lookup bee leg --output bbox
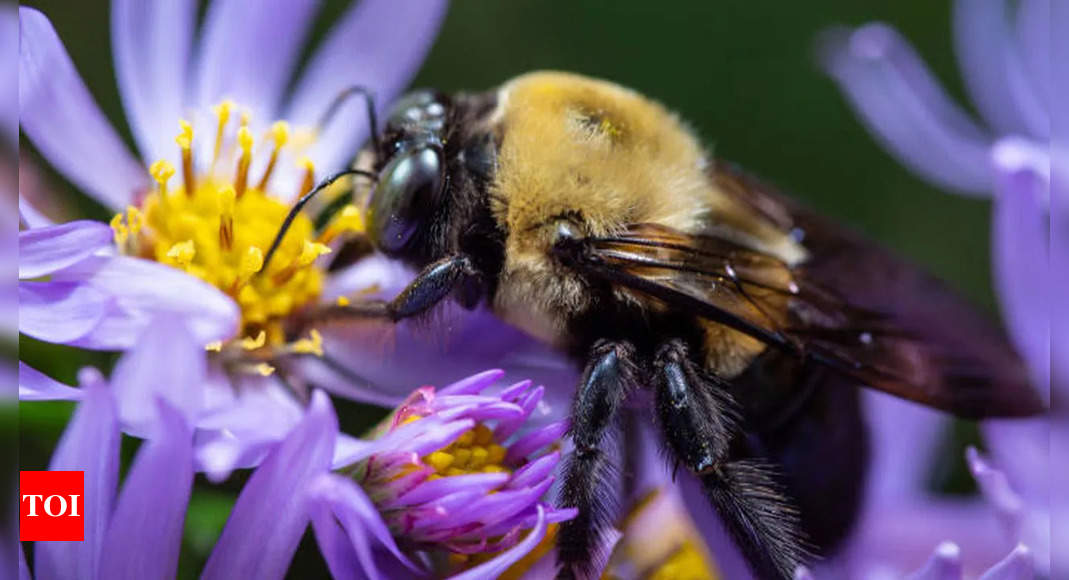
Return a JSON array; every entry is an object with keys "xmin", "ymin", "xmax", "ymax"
[
  {"xmin": 557, "ymin": 340, "xmax": 638, "ymax": 580},
  {"xmin": 317, "ymin": 255, "xmax": 477, "ymax": 322},
  {"xmin": 654, "ymin": 339, "xmax": 808, "ymax": 580}
]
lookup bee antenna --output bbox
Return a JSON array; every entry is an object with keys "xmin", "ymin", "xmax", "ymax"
[
  {"xmin": 317, "ymin": 86, "xmax": 381, "ymax": 153},
  {"xmin": 260, "ymin": 169, "xmax": 377, "ymax": 275}
]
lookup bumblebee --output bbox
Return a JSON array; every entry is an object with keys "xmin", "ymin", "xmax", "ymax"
[{"xmin": 277, "ymin": 72, "xmax": 1042, "ymax": 578}]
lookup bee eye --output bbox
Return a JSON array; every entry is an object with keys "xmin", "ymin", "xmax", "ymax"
[{"xmin": 368, "ymin": 147, "xmax": 444, "ymax": 253}]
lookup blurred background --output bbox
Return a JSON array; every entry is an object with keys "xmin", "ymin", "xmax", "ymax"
[{"xmin": 19, "ymin": 1, "xmax": 994, "ymax": 577}]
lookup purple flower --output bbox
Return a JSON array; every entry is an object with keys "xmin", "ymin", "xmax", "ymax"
[
  {"xmin": 19, "ymin": 318, "xmax": 198, "ymax": 579},
  {"xmin": 15, "ymin": 1, "xmax": 463, "ymax": 479},
  {"xmin": 310, "ymin": 370, "xmax": 576, "ymax": 578},
  {"xmin": 820, "ymin": 1, "xmax": 1054, "ymax": 577}
]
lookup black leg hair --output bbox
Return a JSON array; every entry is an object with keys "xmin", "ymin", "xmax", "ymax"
[
  {"xmin": 654, "ymin": 340, "xmax": 809, "ymax": 580},
  {"xmin": 316, "ymin": 255, "xmax": 476, "ymax": 322},
  {"xmin": 556, "ymin": 340, "xmax": 639, "ymax": 580}
]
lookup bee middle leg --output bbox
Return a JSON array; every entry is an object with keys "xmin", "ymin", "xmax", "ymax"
[
  {"xmin": 315, "ymin": 255, "xmax": 476, "ymax": 322},
  {"xmin": 654, "ymin": 339, "xmax": 808, "ymax": 580},
  {"xmin": 556, "ymin": 339, "xmax": 638, "ymax": 580}
]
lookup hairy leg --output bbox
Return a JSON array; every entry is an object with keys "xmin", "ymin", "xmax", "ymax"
[
  {"xmin": 556, "ymin": 340, "xmax": 638, "ymax": 579},
  {"xmin": 654, "ymin": 339, "xmax": 808, "ymax": 580}
]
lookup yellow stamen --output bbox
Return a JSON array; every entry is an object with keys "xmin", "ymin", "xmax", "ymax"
[
  {"xmin": 240, "ymin": 330, "xmax": 267, "ymax": 351},
  {"xmin": 211, "ymin": 100, "xmax": 234, "ymax": 167},
  {"xmin": 218, "ymin": 186, "xmax": 236, "ymax": 251},
  {"xmin": 205, "ymin": 341, "xmax": 223, "ymax": 352},
  {"xmin": 235, "ymin": 126, "xmax": 253, "ymax": 197},
  {"xmin": 109, "ymin": 213, "xmax": 129, "ymax": 245},
  {"xmin": 297, "ymin": 240, "xmax": 332, "ymax": 267},
  {"xmin": 126, "ymin": 206, "xmax": 144, "ymax": 235},
  {"xmin": 297, "ymin": 156, "xmax": 315, "ymax": 199},
  {"xmin": 291, "ymin": 329, "xmax": 324, "ymax": 356},
  {"xmin": 240, "ymin": 246, "xmax": 264, "ymax": 277},
  {"xmin": 176, "ymin": 120, "xmax": 195, "ymax": 195},
  {"xmin": 165, "ymin": 240, "xmax": 195, "ymax": 269},
  {"xmin": 335, "ymin": 296, "xmax": 351, "ymax": 306},
  {"xmin": 257, "ymin": 121, "xmax": 290, "ymax": 190},
  {"xmin": 252, "ymin": 363, "xmax": 276, "ymax": 377},
  {"xmin": 150, "ymin": 160, "xmax": 176, "ymax": 198},
  {"xmin": 319, "ymin": 205, "xmax": 365, "ymax": 244}
]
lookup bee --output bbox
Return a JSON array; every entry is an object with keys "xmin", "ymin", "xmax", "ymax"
[{"xmin": 276, "ymin": 72, "xmax": 1043, "ymax": 579}]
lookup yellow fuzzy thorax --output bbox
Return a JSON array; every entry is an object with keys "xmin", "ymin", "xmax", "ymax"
[{"xmin": 110, "ymin": 101, "xmax": 364, "ymax": 354}]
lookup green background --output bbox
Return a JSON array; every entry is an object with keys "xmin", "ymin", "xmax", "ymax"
[{"xmin": 19, "ymin": 1, "xmax": 993, "ymax": 577}]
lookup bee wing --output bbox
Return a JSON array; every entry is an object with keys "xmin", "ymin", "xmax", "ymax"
[{"xmin": 559, "ymin": 169, "xmax": 1043, "ymax": 419}]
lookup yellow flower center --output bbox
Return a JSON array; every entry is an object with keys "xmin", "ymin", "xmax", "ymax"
[
  {"xmin": 110, "ymin": 101, "xmax": 364, "ymax": 352},
  {"xmin": 423, "ymin": 423, "xmax": 511, "ymax": 478}
]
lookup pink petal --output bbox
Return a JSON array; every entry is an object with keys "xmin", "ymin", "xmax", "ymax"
[{"xmin": 446, "ymin": 505, "xmax": 548, "ymax": 580}]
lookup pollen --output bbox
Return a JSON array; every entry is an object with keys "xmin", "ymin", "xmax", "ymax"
[
  {"xmin": 423, "ymin": 421, "xmax": 511, "ymax": 481},
  {"xmin": 123, "ymin": 101, "xmax": 358, "ymax": 350},
  {"xmin": 165, "ymin": 240, "xmax": 196, "ymax": 269}
]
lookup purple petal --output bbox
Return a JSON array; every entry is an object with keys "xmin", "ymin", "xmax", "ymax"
[
  {"xmin": 980, "ymin": 544, "xmax": 1034, "ymax": 580},
  {"xmin": 19, "ymin": 194, "xmax": 55, "ymax": 229},
  {"xmin": 98, "ymin": 401, "xmax": 193, "ymax": 579},
  {"xmin": 35, "ymin": 371, "xmax": 119, "ymax": 580},
  {"xmin": 202, "ymin": 390, "xmax": 336, "ymax": 580},
  {"xmin": 497, "ymin": 380, "xmax": 534, "ymax": 402},
  {"xmin": 309, "ymin": 503, "xmax": 366, "ymax": 580},
  {"xmin": 110, "ymin": 315, "xmax": 206, "ymax": 436},
  {"xmin": 820, "ymin": 23, "xmax": 992, "ymax": 195},
  {"xmin": 508, "ymin": 451, "xmax": 561, "ymax": 490},
  {"xmin": 907, "ymin": 542, "xmax": 963, "ymax": 580},
  {"xmin": 794, "ymin": 566, "xmax": 815, "ymax": 580},
  {"xmin": 440, "ymin": 369, "xmax": 507, "ymax": 396},
  {"xmin": 308, "ymin": 473, "xmax": 419, "ymax": 576},
  {"xmin": 390, "ymin": 473, "xmax": 510, "ymax": 508},
  {"xmin": 284, "ymin": 0, "xmax": 448, "ymax": 176},
  {"xmin": 446, "ymin": 505, "xmax": 548, "ymax": 580},
  {"xmin": 51, "ymin": 255, "xmax": 239, "ymax": 349},
  {"xmin": 966, "ymin": 447, "xmax": 1025, "ymax": 535},
  {"xmin": 111, "ymin": 0, "xmax": 196, "ymax": 164},
  {"xmin": 863, "ymin": 391, "xmax": 947, "ymax": 500},
  {"xmin": 193, "ymin": 0, "xmax": 319, "ymax": 119},
  {"xmin": 1017, "ymin": 0, "xmax": 1050, "ymax": 112},
  {"xmin": 18, "ymin": 220, "xmax": 112, "ymax": 279},
  {"xmin": 677, "ymin": 471, "xmax": 753, "ymax": 580},
  {"xmin": 954, "ymin": 0, "xmax": 1048, "ymax": 138},
  {"xmin": 506, "ymin": 421, "xmax": 567, "ymax": 464},
  {"xmin": 18, "ymin": 542, "xmax": 29, "ymax": 580},
  {"xmin": 991, "ymin": 138, "xmax": 1051, "ymax": 394},
  {"xmin": 18, "ymin": 7, "xmax": 146, "ymax": 210},
  {"xmin": 18, "ymin": 362, "xmax": 83, "ymax": 401},
  {"xmin": 19, "ymin": 281, "xmax": 110, "ymax": 344}
]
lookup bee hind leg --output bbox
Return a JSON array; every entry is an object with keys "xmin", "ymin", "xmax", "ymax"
[
  {"xmin": 654, "ymin": 339, "xmax": 809, "ymax": 580},
  {"xmin": 556, "ymin": 340, "xmax": 639, "ymax": 580}
]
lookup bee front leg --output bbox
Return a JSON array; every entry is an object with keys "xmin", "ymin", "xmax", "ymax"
[
  {"xmin": 654, "ymin": 339, "xmax": 808, "ymax": 580},
  {"xmin": 318, "ymin": 255, "xmax": 477, "ymax": 322},
  {"xmin": 557, "ymin": 340, "xmax": 638, "ymax": 580}
]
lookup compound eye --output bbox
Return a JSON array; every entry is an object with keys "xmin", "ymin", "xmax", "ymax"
[{"xmin": 367, "ymin": 147, "xmax": 444, "ymax": 254}]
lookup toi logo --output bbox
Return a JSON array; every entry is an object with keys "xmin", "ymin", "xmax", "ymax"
[{"xmin": 20, "ymin": 471, "xmax": 84, "ymax": 542}]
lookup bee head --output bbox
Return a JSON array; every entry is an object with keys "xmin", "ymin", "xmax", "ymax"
[{"xmin": 366, "ymin": 90, "xmax": 451, "ymax": 256}]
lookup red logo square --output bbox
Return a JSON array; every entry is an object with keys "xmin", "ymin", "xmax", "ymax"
[{"xmin": 20, "ymin": 471, "xmax": 84, "ymax": 542}]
